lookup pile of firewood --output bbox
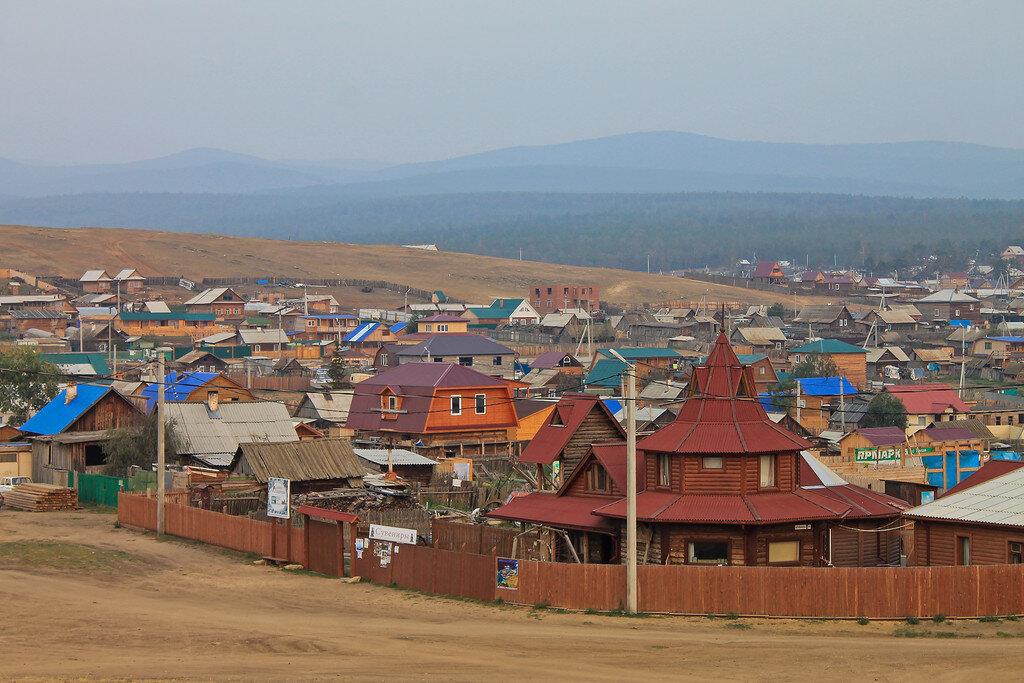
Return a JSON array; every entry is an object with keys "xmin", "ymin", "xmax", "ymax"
[{"xmin": 2, "ymin": 483, "xmax": 78, "ymax": 511}]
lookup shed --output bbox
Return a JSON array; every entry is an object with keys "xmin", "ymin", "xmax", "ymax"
[
  {"xmin": 232, "ymin": 439, "xmax": 365, "ymax": 491},
  {"xmin": 353, "ymin": 447, "xmax": 437, "ymax": 484}
]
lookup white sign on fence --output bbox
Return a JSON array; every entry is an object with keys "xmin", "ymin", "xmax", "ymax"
[
  {"xmin": 369, "ymin": 524, "xmax": 417, "ymax": 545},
  {"xmin": 267, "ymin": 477, "xmax": 290, "ymax": 519}
]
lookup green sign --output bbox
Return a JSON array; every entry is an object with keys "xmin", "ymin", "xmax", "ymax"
[{"xmin": 855, "ymin": 446, "xmax": 934, "ymax": 463}]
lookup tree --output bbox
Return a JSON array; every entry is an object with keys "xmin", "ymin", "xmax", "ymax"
[
  {"xmin": 860, "ymin": 392, "xmax": 908, "ymax": 430},
  {"xmin": 766, "ymin": 302, "xmax": 786, "ymax": 318},
  {"xmin": 791, "ymin": 351, "xmax": 841, "ymax": 379},
  {"xmin": 102, "ymin": 412, "xmax": 180, "ymax": 477},
  {"xmin": 0, "ymin": 348, "xmax": 60, "ymax": 426},
  {"xmin": 327, "ymin": 355, "xmax": 350, "ymax": 390}
]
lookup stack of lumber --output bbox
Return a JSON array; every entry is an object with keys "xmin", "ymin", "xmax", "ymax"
[{"xmin": 3, "ymin": 483, "xmax": 78, "ymax": 511}]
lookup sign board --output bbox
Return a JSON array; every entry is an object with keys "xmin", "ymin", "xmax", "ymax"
[
  {"xmin": 369, "ymin": 524, "xmax": 417, "ymax": 545},
  {"xmin": 855, "ymin": 446, "xmax": 934, "ymax": 463},
  {"xmin": 920, "ymin": 491, "xmax": 935, "ymax": 505},
  {"xmin": 178, "ymin": 277, "xmax": 196, "ymax": 291},
  {"xmin": 267, "ymin": 477, "xmax": 290, "ymax": 518},
  {"xmin": 497, "ymin": 558, "xmax": 519, "ymax": 590}
]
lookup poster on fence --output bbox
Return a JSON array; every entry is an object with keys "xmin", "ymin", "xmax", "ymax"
[
  {"xmin": 267, "ymin": 477, "xmax": 290, "ymax": 519},
  {"xmin": 497, "ymin": 558, "xmax": 519, "ymax": 590}
]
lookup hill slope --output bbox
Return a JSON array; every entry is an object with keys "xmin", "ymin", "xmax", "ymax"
[{"xmin": 0, "ymin": 225, "xmax": 821, "ymax": 307}]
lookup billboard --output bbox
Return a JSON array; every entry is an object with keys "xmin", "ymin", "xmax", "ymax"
[
  {"xmin": 369, "ymin": 524, "xmax": 417, "ymax": 545},
  {"xmin": 267, "ymin": 477, "xmax": 290, "ymax": 519}
]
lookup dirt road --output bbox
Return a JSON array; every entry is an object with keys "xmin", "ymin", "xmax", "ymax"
[{"xmin": 1, "ymin": 510, "xmax": 1023, "ymax": 681}]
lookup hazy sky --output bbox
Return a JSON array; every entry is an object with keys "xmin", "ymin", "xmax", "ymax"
[{"xmin": 2, "ymin": 1, "xmax": 1022, "ymax": 164}]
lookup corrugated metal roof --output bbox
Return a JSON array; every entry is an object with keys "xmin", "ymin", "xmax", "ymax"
[
  {"xmin": 19, "ymin": 384, "xmax": 113, "ymax": 435},
  {"xmin": 487, "ymin": 492, "xmax": 617, "ymax": 532},
  {"xmin": 790, "ymin": 339, "xmax": 868, "ymax": 354},
  {"xmin": 120, "ymin": 312, "xmax": 216, "ymax": 321},
  {"xmin": 236, "ymin": 439, "xmax": 366, "ymax": 483},
  {"xmin": 301, "ymin": 391, "xmax": 353, "ymax": 421},
  {"xmin": 164, "ymin": 401, "xmax": 298, "ymax": 465},
  {"xmin": 906, "ymin": 466, "xmax": 1024, "ymax": 527},
  {"xmin": 343, "ymin": 322, "xmax": 380, "ymax": 343},
  {"xmin": 184, "ymin": 287, "xmax": 234, "ymax": 306},
  {"xmin": 353, "ymin": 448, "xmax": 437, "ymax": 466},
  {"xmin": 79, "ymin": 270, "xmax": 111, "ymax": 282},
  {"xmin": 394, "ymin": 334, "xmax": 514, "ymax": 357},
  {"xmin": 238, "ymin": 328, "xmax": 290, "ymax": 345}
]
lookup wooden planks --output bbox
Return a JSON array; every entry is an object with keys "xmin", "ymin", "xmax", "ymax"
[{"xmin": 3, "ymin": 483, "xmax": 78, "ymax": 511}]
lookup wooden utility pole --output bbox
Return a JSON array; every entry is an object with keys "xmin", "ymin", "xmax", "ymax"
[
  {"xmin": 608, "ymin": 348, "xmax": 638, "ymax": 614},
  {"xmin": 157, "ymin": 352, "xmax": 166, "ymax": 535}
]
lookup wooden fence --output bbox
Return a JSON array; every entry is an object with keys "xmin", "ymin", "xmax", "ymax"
[
  {"xmin": 431, "ymin": 518, "xmax": 540, "ymax": 557},
  {"xmin": 224, "ymin": 373, "xmax": 311, "ymax": 392}
]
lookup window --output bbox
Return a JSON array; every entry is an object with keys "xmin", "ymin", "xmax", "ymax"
[
  {"xmin": 423, "ymin": 324, "xmax": 432, "ymax": 332},
  {"xmin": 493, "ymin": 356, "xmax": 502, "ymax": 366},
  {"xmin": 760, "ymin": 454, "xmax": 776, "ymax": 488},
  {"xmin": 687, "ymin": 541, "xmax": 729, "ymax": 565},
  {"xmin": 759, "ymin": 366, "xmax": 765, "ymax": 375},
  {"xmin": 768, "ymin": 540, "xmax": 800, "ymax": 564},
  {"xmin": 458, "ymin": 356, "xmax": 473, "ymax": 366},
  {"xmin": 1010, "ymin": 541, "xmax": 1023, "ymax": 564},
  {"xmin": 839, "ymin": 318, "xmax": 848, "ymax": 327},
  {"xmin": 433, "ymin": 357, "xmax": 444, "ymax": 362},
  {"xmin": 702, "ymin": 456, "xmax": 723, "ymax": 469},
  {"xmin": 437, "ymin": 324, "xmax": 448, "ymax": 332},
  {"xmin": 956, "ymin": 535, "xmax": 971, "ymax": 566},
  {"xmin": 475, "ymin": 393, "xmax": 486, "ymax": 415},
  {"xmin": 450, "ymin": 395, "xmax": 462, "ymax": 415},
  {"xmin": 307, "ymin": 319, "xmax": 315, "ymax": 327},
  {"xmin": 658, "ymin": 453, "xmax": 671, "ymax": 487},
  {"xmin": 586, "ymin": 464, "xmax": 609, "ymax": 492},
  {"xmin": 547, "ymin": 287, "xmax": 552, "ymax": 294},
  {"xmin": 985, "ymin": 342, "xmax": 992, "ymax": 350},
  {"xmin": 387, "ymin": 395, "xmax": 397, "ymax": 410}
]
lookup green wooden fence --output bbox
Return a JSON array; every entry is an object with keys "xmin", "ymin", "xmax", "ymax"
[{"xmin": 68, "ymin": 472, "xmax": 129, "ymax": 507}]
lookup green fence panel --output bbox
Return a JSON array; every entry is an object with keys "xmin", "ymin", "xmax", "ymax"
[{"xmin": 69, "ymin": 472, "xmax": 129, "ymax": 507}]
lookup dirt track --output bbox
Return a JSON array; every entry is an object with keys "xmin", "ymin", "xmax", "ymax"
[{"xmin": 2, "ymin": 510, "xmax": 1023, "ymax": 681}]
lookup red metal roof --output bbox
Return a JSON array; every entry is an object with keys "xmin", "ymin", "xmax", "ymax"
[
  {"xmin": 638, "ymin": 334, "xmax": 811, "ymax": 455},
  {"xmin": 942, "ymin": 459, "xmax": 1024, "ymax": 497},
  {"xmin": 853, "ymin": 427, "xmax": 907, "ymax": 447},
  {"xmin": 884, "ymin": 384, "xmax": 969, "ymax": 415},
  {"xmin": 556, "ymin": 441, "xmax": 645, "ymax": 495},
  {"xmin": 485, "ymin": 492, "xmax": 617, "ymax": 532},
  {"xmin": 752, "ymin": 261, "xmax": 780, "ymax": 278},
  {"xmin": 518, "ymin": 393, "xmax": 625, "ymax": 464}
]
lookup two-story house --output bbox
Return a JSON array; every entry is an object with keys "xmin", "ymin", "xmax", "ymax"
[{"xmin": 184, "ymin": 288, "xmax": 246, "ymax": 320}]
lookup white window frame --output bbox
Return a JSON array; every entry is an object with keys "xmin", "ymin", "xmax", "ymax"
[
  {"xmin": 760, "ymin": 454, "xmax": 776, "ymax": 488},
  {"xmin": 450, "ymin": 395, "xmax": 462, "ymax": 416},
  {"xmin": 474, "ymin": 393, "xmax": 486, "ymax": 415}
]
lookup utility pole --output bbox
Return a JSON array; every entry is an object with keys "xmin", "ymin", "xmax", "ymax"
[
  {"xmin": 608, "ymin": 349, "xmax": 637, "ymax": 614},
  {"xmin": 157, "ymin": 351, "xmax": 167, "ymax": 536}
]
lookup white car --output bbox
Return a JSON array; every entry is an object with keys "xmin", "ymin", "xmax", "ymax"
[{"xmin": 0, "ymin": 476, "xmax": 31, "ymax": 508}]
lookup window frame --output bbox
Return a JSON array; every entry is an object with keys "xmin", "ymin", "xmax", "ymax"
[
  {"xmin": 956, "ymin": 535, "xmax": 971, "ymax": 566},
  {"xmin": 474, "ymin": 393, "xmax": 486, "ymax": 415},
  {"xmin": 586, "ymin": 463, "xmax": 609, "ymax": 492},
  {"xmin": 450, "ymin": 395, "xmax": 462, "ymax": 416},
  {"xmin": 701, "ymin": 455, "xmax": 724, "ymax": 470},
  {"xmin": 767, "ymin": 538, "xmax": 801, "ymax": 565},
  {"xmin": 686, "ymin": 539, "xmax": 730, "ymax": 566},
  {"xmin": 657, "ymin": 453, "xmax": 671, "ymax": 488},
  {"xmin": 1009, "ymin": 540, "xmax": 1024, "ymax": 564},
  {"xmin": 759, "ymin": 454, "xmax": 777, "ymax": 489}
]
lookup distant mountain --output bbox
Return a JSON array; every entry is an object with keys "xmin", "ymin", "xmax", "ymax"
[{"xmin": 2, "ymin": 132, "xmax": 1024, "ymax": 198}]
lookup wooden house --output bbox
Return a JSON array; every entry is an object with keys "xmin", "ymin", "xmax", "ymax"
[
  {"xmin": 528, "ymin": 351, "xmax": 585, "ymax": 377},
  {"xmin": 387, "ymin": 334, "xmax": 518, "ymax": 379},
  {"xmin": 511, "ymin": 399, "xmax": 557, "ymax": 445},
  {"xmin": 117, "ymin": 311, "xmax": 228, "ymax": 340},
  {"xmin": 184, "ymin": 288, "xmax": 246, "ymax": 319},
  {"xmin": 346, "ymin": 362, "xmax": 520, "ymax": 459},
  {"xmin": 516, "ymin": 393, "xmax": 625, "ymax": 489},
  {"xmin": 730, "ymin": 327, "xmax": 786, "ymax": 354},
  {"xmin": 163, "ymin": 400, "xmax": 298, "ymax": 468},
  {"xmin": 914, "ymin": 289, "xmax": 981, "ymax": 323},
  {"xmin": 230, "ymin": 439, "xmax": 365, "ymax": 493},
  {"xmin": 170, "ymin": 350, "xmax": 229, "ymax": 374},
  {"xmin": 788, "ymin": 339, "xmax": 869, "ymax": 389},
  {"xmin": 412, "ymin": 314, "xmax": 469, "ymax": 336},
  {"xmin": 883, "ymin": 384, "xmax": 970, "ymax": 434},
  {"xmin": 463, "ymin": 298, "xmax": 541, "ymax": 327},
  {"xmin": 793, "ymin": 305, "xmax": 855, "ymax": 332},
  {"xmin": 112, "ymin": 268, "xmax": 146, "ymax": 292},
  {"xmin": 971, "ymin": 336, "xmax": 1024, "ymax": 367},
  {"xmin": 140, "ymin": 371, "xmax": 256, "ymax": 413},
  {"xmin": 21, "ymin": 383, "xmax": 143, "ymax": 484},
  {"xmin": 751, "ymin": 261, "xmax": 787, "ymax": 286},
  {"xmin": 907, "ymin": 460, "xmax": 1024, "ymax": 565},
  {"xmin": 294, "ymin": 391, "xmax": 353, "ymax": 437},
  {"xmin": 79, "ymin": 270, "xmax": 113, "ymax": 293}
]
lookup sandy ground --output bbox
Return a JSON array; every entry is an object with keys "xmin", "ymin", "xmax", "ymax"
[{"xmin": 2, "ymin": 510, "xmax": 1023, "ymax": 681}]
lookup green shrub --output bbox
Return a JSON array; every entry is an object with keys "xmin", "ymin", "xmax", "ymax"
[
  {"xmin": 857, "ymin": 617, "xmax": 870, "ymax": 625},
  {"xmin": 905, "ymin": 616, "xmax": 920, "ymax": 625},
  {"xmin": 932, "ymin": 614, "xmax": 947, "ymax": 623}
]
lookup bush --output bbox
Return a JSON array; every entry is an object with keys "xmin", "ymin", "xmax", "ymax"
[
  {"xmin": 932, "ymin": 614, "xmax": 946, "ymax": 623},
  {"xmin": 905, "ymin": 616, "xmax": 920, "ymax": 625},
  {"xmin": 857, "ymin": 617, "xmax": 870, "ymax": 625}
]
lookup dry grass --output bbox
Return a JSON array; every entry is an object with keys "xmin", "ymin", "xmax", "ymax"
[{"xmin": 0, "ymin": 224, "xmax": 829, "ymax": 306}]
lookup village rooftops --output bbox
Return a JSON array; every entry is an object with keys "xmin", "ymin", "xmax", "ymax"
[
  {"xmin": 915, "ymin": 289, "xmax": 980, "ymax": 304},
  {"xmin": 393, "ymin": 334, "xmax": 514, "ymax": 357},
  {"xmin": 904, "ymin": 465, "xmax": 1024, "ymax": 527},
  {"xmin": 120, "ymin": 312, "xmax": 216, "ymax": 322},
  {"xmin": 884, "ymin": 384, "xmax": 969, "ymax": 415},
  {"xmin": 848, "ymin": 426, "xmax": 907, "ymax": 448},
  {"xmin": 596, "ymin": 347, "xmax": 683, "ymax": 360},
  {"xmin": 164, "ymin": 401, "xmax": 298, "ymax": 467},
  {"xmin": 940, "ymin": 459, "xmax": 1024, "ymax": 498},
  {"xmin": 233, "ymin": 439, "xmax": 365, "ymax": 485},
  {"xmin": 416, "ymin": 314, "xmax": 466, "ymax": 323}
]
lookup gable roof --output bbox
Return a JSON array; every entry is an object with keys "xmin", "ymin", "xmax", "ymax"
[
  {"xmin": 586, "ymin": 358, "xmax": 627, "ymax": 388},
  {"xmin": 794, "ymin": 305, "xmax": 850, "ymax": 324},
  {"xmin": 298, "ymin": 391, "xmax": 353, "ymax": 422},
  {"xmin": 113, "ymin": 268, "xmax": 145, "ymax": 281},
  {"xmin": 884, "ymin": 384, "xmax": 969, "ymax": 415},
  {"xmin": 751, "ymin": 261, "xmax": 781, "ymax": 278},
  {"xmin": 163, "ymin": 401, "xmax": 298, "ymax": 466},
  {"xmin": 865, "ymin": 346, "xmax": 911, "ymax": 364},
  {"xmin": 474, "ymin": 298, "xmax": 532, "ymax": 319},
  {"xmin": 915, "ymin": 289, "xmax": 980, "ymax": 304},
  {"xmin": 354, "ymin": 447, "xmax": 437, "ymax": 466},
  {"xmin": 638, "ymin": 333, "xmax": 811, "ymax": 455},
  {"xmin": 393, "ymin": 334, "xmax": 514, "ymax": 358},
  {"xmin": 184, "ymin": 287, "xmax": 242, "ymax": 306},
  {"xmin": 597, "ymin": 347, "xmax": 683, "ymax": 360},
  {"xmin": 530, "ymin": 351, "xmax": 581, "ymax": 370},
  {"xmin": 790, "ymin": 339, "xmax": 869, "ymax": 355},
  {"xmin": 234, "ymin": 439, "xmax": 365, "ymax": 484},
  {"xmin": 141, "ymin": 371, "xmax": 245, "ymax": 412},
  {"xmin": 41, "ymin": 352, "xmax": 111, "ymax": 377},
  {"xmin": 733, "ymin": 327, "xmax": 786, "ymax": 345},
  {"xmin": 19, "ymin": 384, "xmax": 117, "ymax": 435},
  {"xmin": 518, "ymin": 393, "xmax": 625, "ymax": 465},
  {"xmin": 79, "ymin": 270, "xmax": 112, "ymax": 283},
  {"xmin": 846, "ymin": 426, "xmax": 907, "ymax": 447},
  {"xmin": 905, "ymin": 465, "xmax": 1024, "ymax": 528},
  {"xmin": 238, "ymin": 328, "xmax": 290, "ymax": 345}
]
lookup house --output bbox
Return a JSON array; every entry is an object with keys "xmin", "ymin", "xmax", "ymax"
[
  {"xmin": 170, "ymin": 350, "xmax": 230, "ymax": 374},
  {"xmin": 346, "ymin": 362, "xmax": 520, "ymax": 459},
  {"xmin": 184, "ymin": 288, "xmax": 246, "ymax": 319},
  {"xmin": 238, "ymin": 328, "xmax": 291, "ymax": 357},
  {"xmin": 354, "ymin": 447, "xmax": 437, "ymax": 484},
  {"xmin": 592, "ymin": 348, "xmax": 684, "ymax": 375},
  {"xmin": 882, "ymin": 384, "xmax": 970, "ymax": 434},
  {"xmin": 788, "ymin": 339, "xmax": 869, "ymax": 389},
  {"xmin": 495, "ymin": 335, "xmax": 909, "ymax": 566},
  {"xmin": 3, "ymin": 309, "xmax": 70, "ymax": 336},
  {"xmin": 785, "ymin": 376, "xmax": 858, "ymax": 434},
  {"xmin": 539, "ymin": 311, "xmax": 592, "ymax": 341},
  {"xmin": 40, "ymin": 352, "xmax": 111, "ymax": 378},
  {"xmin": 117, "ymin": 312, "xmax": 226, "ymax": 340},
  {"xmin": 529, "ymin": 284, "xmax": 600, "ymax": 313},
  {"xmin": 412, "ymin": 314, "xmax": 469, "ymax": 336},
  {"xmin": 79, "ymin": 270, "xmax": 113, "ymax": 293},
  {"xmin": 971, "ymin": 337, "xmax": 1024, "ymax": 366},
  {"xmin": 859, "ymin": 309, "xmax": 918, "ymax": 332},
  {"xmin": 294, "ymin": 391, "xmax": 353, "ymax": 437},
  {"xmin": 528, "ymin": 351, "xmax": 585, "ymax": 376},
  {"xmin": 638, "ymin": 380, "xmax": 686, "ymax": 408},
  {"xmin": 140, "ymin": 372, "xmax": 256, "ymax": 412},
  {"xmin": 815, "ymin": 275, "xmax": 855, "ymax": 295},
  {"xmin": 511, "ymin": 399, "xmax": 558, "ymax": 445},
  {"xmin": 730, "ymin": 326, "xmax": 786, "ymax": 353},
  {"xmin": 292, "ymin": 314, "xmax": 359, "ymax": 341},
  {"xmin": 163, "ymin": 400, "xmax": 298, "ymax": 468},
  {"xmin": 21, "ymin": 383, "xmax": 143, "ymax": 484},
  {"xmin": 387, "ymin": 334, "xmax": 518, "ymax": 379},
  {"xmin": 230, "ymin": 439, "xmax": 365, "ymax": 492},
  {"xmin": 342, "ymin": 321, "xmax": 403, "ymax": 348},
  {"xmin": 751, "ymin": 261, "xmax": 787, "ymax": 285},
  {"xmin": 865, "ymin": 346, "xmax": 911, "ymax": 379},
  {"xmin": 914, "ymin": 289, "xmax": 981, "ymax": 323},
  {"xmin": 516, "ymin": 393, "xmax": 625, "ymax": 489},
  {"xmin": 793, "ymin": 304, "xmax": 854, "ymax": 331},
  {"xmin": 906, "ymin": 461, "xmax": 1024, "ymax": 565},
  {"xmin": 940, "ymin": 272, "xmax": 970, "ymax": 290},
  {"xmin": 112, "ymin": 268, "xmax": 146, "ymax": 292},
  {"xmin": 911, "ymin": 347, "xmax": 954, "ymax": 373},
  {"xmin": 836, "ymin": 426, "xmax": 914, "ymax": 465},
  {"xmin": 585, "ymin": 358, "xmax": 630, "ymax": 393},
  {"xmin": 1001, "ymin": 246, "xmax": 1024, "ymax": 263},
  {"xmin": 463, "ymin": 298, "xmax": 540, "ymax": 327}
]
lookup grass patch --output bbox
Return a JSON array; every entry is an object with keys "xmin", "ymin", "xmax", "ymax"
[
  {"xmin": 934, "ymin": 631, "xmax": 956, "ymax": 638},
  {"xmin": 893, "ymin": 627, "xmax": 929, "ymax": 638},
  {"xmin": 724, "ymin": 612, "xmax": 740, "ymax": 620},
  {"xmin": 905, "ymin": 616, "xmax": 920, "ymax": 625},
  {"xmin": 932, "ymin": 614, "xmax": 947, "ymax": 623},
  {"xmin": 79, "ymin": 502, "xmax": 118, "ymax": 514},
  {"xmin": 1007, "ymin": 615, "xmax": 1020, "ymax": 622},
  {"xmin": 532, "ymin": 602, "xmax": 549, "ymax": 610},
  {"xmin": 280, "ymin": 566, "xmax": 335, "ymax": 579},
  {"xmin": 725, "ymin": 622, "xmax": 752, "ymax": 630},
  {"xmin": 979, "ymin": 616, "xmax": 1001, "ymax": 623},
  {"xmin": 0, "ymin": 541, "xmax": 140, "ymax": 573},
  {"xmin": 857, "ymin": 617, "xmax": 870, "ymax": 625},
  {"xmin": 996, "ymin": 632, "xmax": 1017, "ymax": 638},
  {"xmin": 584, "ymin": 608, "xmax": 600, "ymax": 615},
  {"xmin": 651, "ymin": 644, "xmax": 669, "ymax": 649}
]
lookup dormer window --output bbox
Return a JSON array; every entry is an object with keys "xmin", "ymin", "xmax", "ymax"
[
  {"xmin": 586, "ymin": 464, "xmax": 609, "ymax": 492},
  {"xmin": 658, "ymin": 453, "xmax": 671, "ymax": 487}
]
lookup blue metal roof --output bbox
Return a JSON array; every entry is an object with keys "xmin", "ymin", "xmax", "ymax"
[
  {"xmin": 790, "ymin": 339, "xmax": 868, "ymax": 354},
  {"xmin": 141, "ymin": 371, "xmax": 220, "ymax": 412},
  {"xmin": 795, "ymin": 376, "xmax": 858, "ymax": 396},
  {"xmin": 987, "ymin": 336, "xmax": 1024, "ymax": 343},
  {"xmin": 389, "ymin": 322, "xmax": 409, "ymax": 334},
  {"xmin": 343, "ymin": 322, "xmax": 380, "ymax": 343},
  {"xmin": 19, "ymin": 384, "xmax": 111, "ymax": 435}
]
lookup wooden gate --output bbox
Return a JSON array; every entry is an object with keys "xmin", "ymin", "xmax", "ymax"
[{"xmin": 307, "ymin": 518, "xmax": 342, "ymax": 577}]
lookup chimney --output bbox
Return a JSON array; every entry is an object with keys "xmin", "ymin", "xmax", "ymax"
[
  {"xmin": 207, "ymin": 390, "xmax": 220, "ymax": 412},
  {"xmin": 65, "ymin": 381, "xmax": 78, "ymax": 404}
]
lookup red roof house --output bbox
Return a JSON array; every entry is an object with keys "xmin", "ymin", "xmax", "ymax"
[{"xmin": 883, "ymin": 384, "xmax": 970, "ymax": 433}]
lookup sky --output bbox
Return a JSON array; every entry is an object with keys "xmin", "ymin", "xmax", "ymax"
[{"xmin": 1, "ymin": 0, "xmax": 1022, "ymax": 165}]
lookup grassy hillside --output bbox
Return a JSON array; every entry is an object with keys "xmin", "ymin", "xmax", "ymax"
[{"xmin": 0, "ymin": 224, "xmax": 826, "ymax": 306}]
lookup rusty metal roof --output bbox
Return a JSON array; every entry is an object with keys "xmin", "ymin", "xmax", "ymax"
[{"xmin": 235, "ymin": 439, "xmax": 366, "ymax": 484}]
